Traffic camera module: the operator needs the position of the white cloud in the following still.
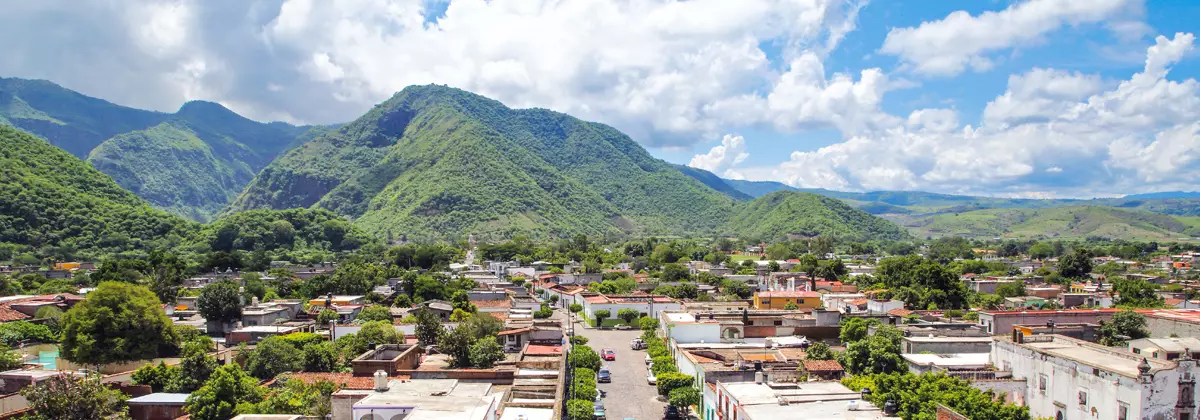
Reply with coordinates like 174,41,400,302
881,0,1138,76
771,32,1200,196
688,134,750,176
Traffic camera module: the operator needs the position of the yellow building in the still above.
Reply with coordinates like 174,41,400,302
753,291,822,310
53,262,81,271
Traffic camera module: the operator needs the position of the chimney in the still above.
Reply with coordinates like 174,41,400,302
374,370,389,392
754,371,764,384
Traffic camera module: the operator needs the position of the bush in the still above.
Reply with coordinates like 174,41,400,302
566,399,593,420
568,303,582,313
570,336,589,345
0,321,57,346
652,359,679,375
655,372,694,396
569,345,601,371
639,317,658,331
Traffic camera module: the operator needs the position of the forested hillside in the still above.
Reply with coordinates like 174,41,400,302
0,125,195,256
230,85,739,240
722,191,909,241
893,206,1200,241
87,101,307,221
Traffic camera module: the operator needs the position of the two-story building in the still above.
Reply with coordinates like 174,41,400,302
752,291,821,310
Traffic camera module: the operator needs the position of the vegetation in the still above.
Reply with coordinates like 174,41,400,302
897,206,1199,241
197,280,243,328
21,372,131,420
1098,310,1150,346
843,373,1030,420
61,282,174,365
199,208,371,253
722,191,909,241
184,364,265,420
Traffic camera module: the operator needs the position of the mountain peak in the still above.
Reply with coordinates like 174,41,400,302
176,100,235,117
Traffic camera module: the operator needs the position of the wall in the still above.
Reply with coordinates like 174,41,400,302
667,323,721,344
902,339,992,354
128,404,185,420
978,311,1116,335
1145,315,1200,338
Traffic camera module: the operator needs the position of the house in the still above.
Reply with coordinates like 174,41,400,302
341,378,502,420
127,393,190,420
801,359,845,380
903,353,991,378
0,294,83,323
866,299,905,315
819,293,866,312
1127,337,1200,361
1013,323,1100,342
991,334,1200,420
581,294,681,325
976,309,1124,335
752,291,821,310
349,344,424,376
497,323,563,352
226,323,316,345
714,380,893,420
413,300,455,321
307,295,366,310
901,335,993,354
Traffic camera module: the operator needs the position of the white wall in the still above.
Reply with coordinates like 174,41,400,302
332,323,458,340
667,323,721,345
582,300,682,322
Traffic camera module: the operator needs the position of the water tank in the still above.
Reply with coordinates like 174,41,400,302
847,400,859,411
374,370,389,392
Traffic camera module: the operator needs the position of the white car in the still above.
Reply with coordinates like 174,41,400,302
646,371,657,385
645,354,653,365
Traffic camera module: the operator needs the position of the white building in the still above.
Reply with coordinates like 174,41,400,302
347,377,500,420
820,293,866,312
992,334,1200,420
1128,337,1200,361
581,294,681,324
660,312,723,344
715,381,896,420
866,299,905,315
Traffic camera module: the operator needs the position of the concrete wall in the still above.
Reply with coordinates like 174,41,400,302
1145,315,1200,338
667,323,721,344
128,404,185,420
902,339,992,354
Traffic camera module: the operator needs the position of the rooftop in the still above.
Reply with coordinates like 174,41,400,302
901,353,990,368
353,379,500,420
802,359,844,372
126,393,190,405
281,372,411,390
755,291,820,298
1128,337,1200,353
903,336,993,343
1006,335,1172,378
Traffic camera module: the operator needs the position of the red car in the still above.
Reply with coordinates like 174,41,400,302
602,348,616,361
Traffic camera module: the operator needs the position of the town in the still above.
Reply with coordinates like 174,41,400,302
0,236,1197,420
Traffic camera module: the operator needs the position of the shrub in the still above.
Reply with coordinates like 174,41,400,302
655,372,694,396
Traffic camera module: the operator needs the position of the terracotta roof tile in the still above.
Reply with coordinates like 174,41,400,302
525,345,562,356
887,308,914,317
279,372,410,390
756,291,820,298
471,300,512,309
802,360,844,372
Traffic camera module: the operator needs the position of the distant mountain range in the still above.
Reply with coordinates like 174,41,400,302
0,77,312,222
2,76,1196,243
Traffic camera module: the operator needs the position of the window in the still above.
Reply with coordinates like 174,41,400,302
773,320,782,326
1118,402,1128,420
1078,390,1088,405
1038,375,1048,394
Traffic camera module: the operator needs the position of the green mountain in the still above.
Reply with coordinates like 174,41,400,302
722,179,798,198
893,206,1200,241
86,101,306,222
0,125,195,256
722,191,909,241
0,78,168,157
229,85,740,240
673,165,752,201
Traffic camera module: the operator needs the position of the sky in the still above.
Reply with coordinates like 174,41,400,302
1,0,1198,198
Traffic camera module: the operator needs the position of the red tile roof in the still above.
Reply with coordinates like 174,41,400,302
887,308,914,317
525,345,562,356
486,312,510,322
585,296,609,304
803,360,844,372
472,300,512,309
498,327,532,336
280,372,410,390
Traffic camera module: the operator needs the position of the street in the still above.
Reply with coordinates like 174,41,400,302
577,326,666,420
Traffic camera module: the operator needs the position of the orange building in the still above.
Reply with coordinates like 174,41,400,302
752,291,821,309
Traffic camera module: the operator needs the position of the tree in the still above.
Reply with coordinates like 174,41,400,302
351,321,405,355
246,336,303,380
355,305,393,323
166,341,218,393
132,362,179,393
839,317,871,344
662,263,690,282
185,364,264,420
1099,310,1150,346
197,280,243,327
1028,242,1055,259
1112,278,1163,308
593,309,611,327
784,301,799,310
655,372,694,396
1058,248,1095,279
566,399,593,420
316,309,338,327
569,345,602,371
302,341,341,372
721,279,752,299
415,308,442,346
805,342,833,360
995,281,1026,298
798,254,819,290
61,282,173,366
617,308,640,325
21,372,130,420
767,261,781,273
148,250,186,305
250,379,335,417
669,387,701,418
469,338,504,368
847,373,1031,420
674,283,699,300
842,333,903,375
439,325,475,368
569,303,583,313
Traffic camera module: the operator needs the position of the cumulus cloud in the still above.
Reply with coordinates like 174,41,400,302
881,0,1140,76
772,32,1200,196
688,134,750,176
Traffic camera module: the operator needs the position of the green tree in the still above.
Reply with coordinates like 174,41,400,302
847,373,1031,420
166,341,218,393
1112,278,1163,308
438,325,475,368
250,379,335,417
316,309,338,327
469,337,504,368
185,364,264,420
415,308,442,346
655,372,694,396
784,301,799,310
593,309,611,327
805,342,833,360
245,336,303,380
617,308,640,324
1028,242,1055,259
354,305,393,323
842,333,903,375
1058,248,1095,279
197,280,243,328
21,372,130,420
569,345,602,371
767,260,782,273
566,399,593,420
839,317,871,344
1099,310,1151,346
61,282,173,366
568,303,583,313
669,387,701,418
995,281,1026,298
350,321,405,356
148,250,187,305
302,341,341,372
662,263,689,282
132,362,179,393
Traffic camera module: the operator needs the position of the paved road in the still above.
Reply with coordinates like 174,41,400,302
578,327,665,420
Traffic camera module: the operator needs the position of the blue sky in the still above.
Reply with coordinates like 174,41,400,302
0,0,1197,197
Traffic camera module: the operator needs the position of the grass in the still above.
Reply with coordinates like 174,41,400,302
584,318,626,328
729,254,760,262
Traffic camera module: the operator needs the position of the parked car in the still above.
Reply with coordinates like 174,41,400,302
645,354,653,364
598,368,612,383
630,338,647,350
615,324,632,330
602,348,616,361
594,401,607,420
646,371,656,385
663,405,682,420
